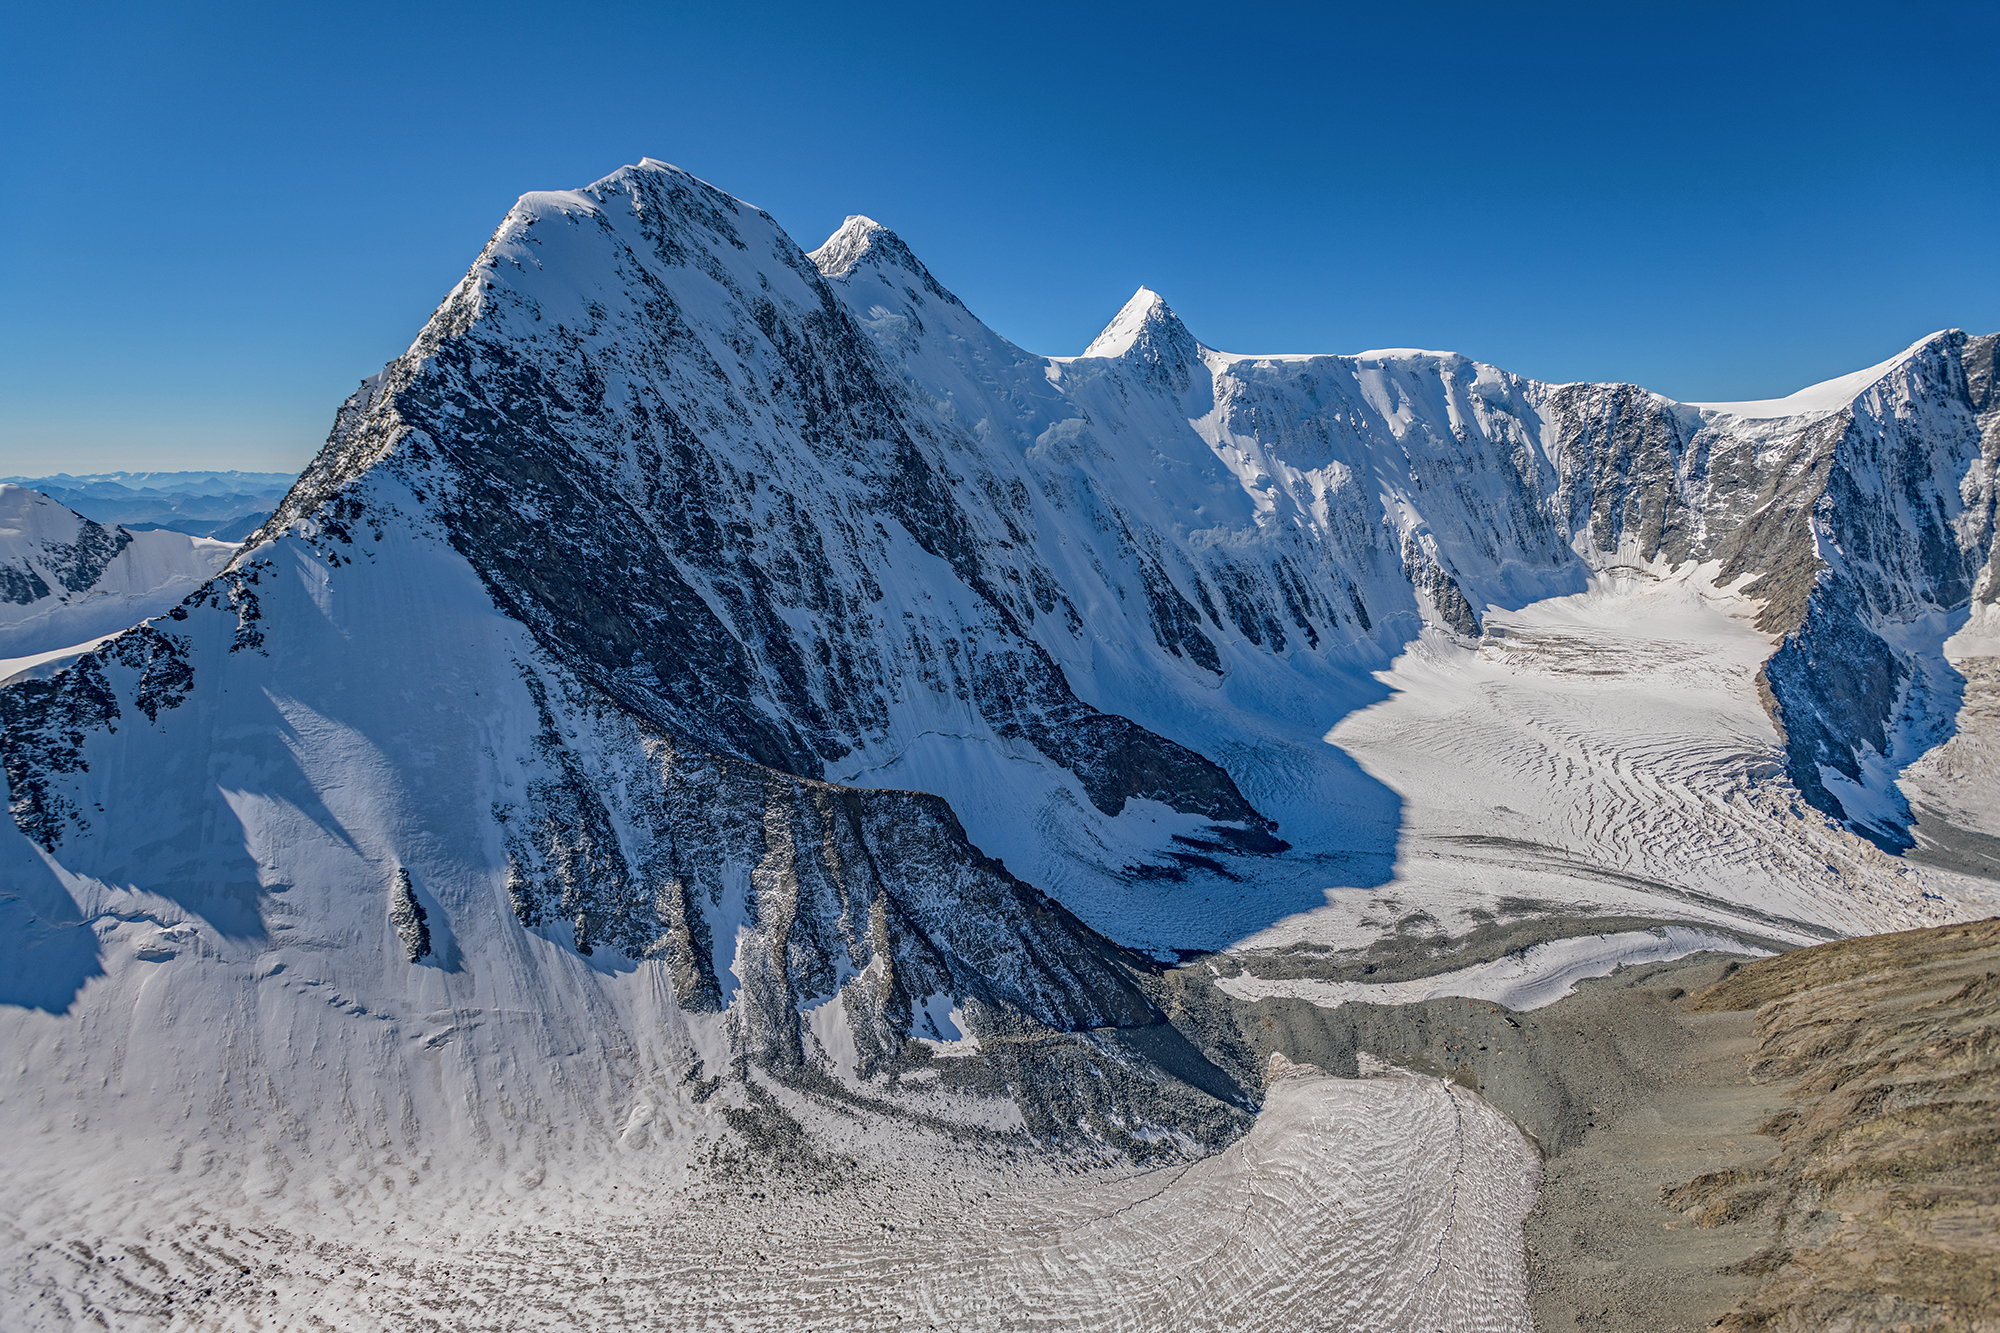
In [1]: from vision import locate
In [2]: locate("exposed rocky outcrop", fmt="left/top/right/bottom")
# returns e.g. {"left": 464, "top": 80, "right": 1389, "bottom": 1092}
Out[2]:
{"left": 1681, "top": 919, "right": 2000, "bottom": 1331}
{"left": 2, "top": 159, "right": 1993, "bottom": 1181}
{"left": 389, "top": 868, "right": 431, "bottom": 961}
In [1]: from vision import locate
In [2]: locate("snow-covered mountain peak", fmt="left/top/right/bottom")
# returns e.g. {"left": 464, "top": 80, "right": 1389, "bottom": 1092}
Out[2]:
{"left": 1083, "top": 286, "right": 1176, "bottom": 357}
{"left": 1079, "top": 286, "right": 1203, "bottom": 393}
{"left": 0, "top": 483, "right": 89, "bottom": 546}
{"left": 810, "top": 213, "right": 967, "bottom": 316}
{"left": 810, "top": 213, "right": 891, "bottom": 278}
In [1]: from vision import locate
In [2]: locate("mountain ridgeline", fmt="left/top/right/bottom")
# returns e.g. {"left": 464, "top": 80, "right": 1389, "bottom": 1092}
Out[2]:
{"left": 267, "top": 160, "right": 1995, "bottom": 852}
{"left": 1, "top": 161, "right": 1994, "bottom": 1168}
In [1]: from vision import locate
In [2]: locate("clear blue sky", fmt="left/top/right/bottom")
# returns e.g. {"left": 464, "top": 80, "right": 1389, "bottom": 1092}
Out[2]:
{"left": 4, "top": 0, "right": 1996, "bottom": 473}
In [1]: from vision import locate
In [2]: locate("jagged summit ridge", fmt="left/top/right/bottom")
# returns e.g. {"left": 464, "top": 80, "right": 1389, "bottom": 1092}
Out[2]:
{"left": 0, "top": 161, "right": 1994, "bottom": 1271}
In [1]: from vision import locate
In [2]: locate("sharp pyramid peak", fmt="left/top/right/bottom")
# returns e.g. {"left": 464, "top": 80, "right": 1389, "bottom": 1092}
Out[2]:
{"left": 809, "top": 215, "right": 895, "bottom": 278}
{"left": 810, "top": 215, "right": 965, "bottom": 308}
{"left": 1082, "top": 286, "right": 1197, "bottom": 362}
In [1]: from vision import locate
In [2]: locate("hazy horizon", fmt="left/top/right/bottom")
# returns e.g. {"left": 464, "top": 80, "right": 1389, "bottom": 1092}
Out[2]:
{"left": 5, "top": 0, "right": 1997, "bottom": 474}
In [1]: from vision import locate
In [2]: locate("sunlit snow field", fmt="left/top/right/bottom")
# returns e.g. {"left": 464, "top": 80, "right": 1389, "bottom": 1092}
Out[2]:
{"left": 4, "top": 161, "right": 1996, "bottom": 1332}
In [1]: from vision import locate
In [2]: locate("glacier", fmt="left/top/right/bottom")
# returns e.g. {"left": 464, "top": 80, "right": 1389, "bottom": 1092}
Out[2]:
{"left": 2, "top": 158, "right": 1995, "bottom": 1331}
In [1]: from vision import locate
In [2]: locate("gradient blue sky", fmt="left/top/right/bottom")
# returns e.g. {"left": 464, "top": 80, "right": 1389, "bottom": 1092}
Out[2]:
{"left": 4, "top": 0, "right": 1996, "bottom": 473}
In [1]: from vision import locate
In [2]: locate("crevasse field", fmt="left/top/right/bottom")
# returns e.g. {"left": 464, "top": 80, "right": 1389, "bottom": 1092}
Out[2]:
{"left": 3, "top": 161, "right": 1995, "bottom": 1331}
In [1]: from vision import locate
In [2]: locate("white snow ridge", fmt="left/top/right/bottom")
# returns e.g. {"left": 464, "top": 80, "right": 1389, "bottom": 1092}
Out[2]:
{"left": 0, "top": 484, "right": 235, "bottom": 674}
{"left": 2, "top": 159, "right": 1996, "bottom": 1331}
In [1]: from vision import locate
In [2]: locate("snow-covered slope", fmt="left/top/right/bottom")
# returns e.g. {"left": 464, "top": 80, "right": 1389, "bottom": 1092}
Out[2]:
{"left": 0, "top": 471, "right": 294, "bottom": 541}
{"left": 3, "top": 159, "right": 1996, "bottom": 1329}
{"left": 816, "top": 207, "right": 1997, "bottom": 860}
{"left": 0, "top": 484, "right": 236, "bottom": 669}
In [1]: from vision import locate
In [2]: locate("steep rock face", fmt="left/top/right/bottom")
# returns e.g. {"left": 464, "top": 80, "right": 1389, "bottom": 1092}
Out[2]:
{"left": 1528, "top": 338, "right": 1998, "bottom": 844}
{"left": 1755, "top": 335, "right": 1997, "bottom": 842}
{"left": 0, "top": 490, "right": 129, "bottom": 607}
{"left": 2, "top": 160, "right": 1995, "bottom": 1199}
{"left": 821, "top": 220, "right": 1579, "bottom": 678}
{"left": 10, "top": 164, "right": 1995, "bottom": 932}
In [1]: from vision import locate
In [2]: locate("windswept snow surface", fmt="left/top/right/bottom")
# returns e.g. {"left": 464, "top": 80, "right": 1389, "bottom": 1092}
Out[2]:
{"left": 1684, "top": 336, "right": 1931, "bottom": 419}
{"left": 1227, "top": 561, "right": 1995, "bottom": 960}
{"left": 0, "top": 484, "right": 236, "bottom": 659}
{"left": 5, "top": 1061, "right": 1538, "bottom": 1332}
{"left": 2, "top": 160, "right": 1997, "bottom": 1329}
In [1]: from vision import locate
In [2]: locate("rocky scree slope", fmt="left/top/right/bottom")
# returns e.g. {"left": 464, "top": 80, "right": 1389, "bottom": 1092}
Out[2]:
{"left": 1679, "top": 919, "right": 2000, "bottom": 1332}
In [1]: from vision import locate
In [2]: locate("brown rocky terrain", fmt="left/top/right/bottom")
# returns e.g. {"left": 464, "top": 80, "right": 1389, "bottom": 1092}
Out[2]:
{"left": 1522, "top": 919, "right": 2000, "bottom": 1332}
{"left": 1150, "top": 913, "right": 1999, "bottom": 1330}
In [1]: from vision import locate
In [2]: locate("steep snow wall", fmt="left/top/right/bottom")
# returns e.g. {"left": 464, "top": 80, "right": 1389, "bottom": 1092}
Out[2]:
{"left": 1, "top": 160, "right": 1993, "bottom": 1231}
{"left": 1538, "top": 336, "right": 1998, "bottom": 847}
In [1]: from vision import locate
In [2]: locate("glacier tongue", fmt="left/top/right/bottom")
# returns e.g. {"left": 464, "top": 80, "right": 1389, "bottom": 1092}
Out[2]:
{"left": 1, "top": 156, "right": 1997, "bottom": 1329}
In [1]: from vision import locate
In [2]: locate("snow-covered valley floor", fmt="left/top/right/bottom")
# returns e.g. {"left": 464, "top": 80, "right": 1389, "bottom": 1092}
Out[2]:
{"left": 6, "top": 1060, "right": 1536, "bottom": 1333}
{"left": 1231, "top": 563, "right": 1996, "bottom": 969}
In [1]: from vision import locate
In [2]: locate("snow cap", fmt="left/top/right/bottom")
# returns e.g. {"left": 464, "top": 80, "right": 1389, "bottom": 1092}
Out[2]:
{"left": 1082, "top": 288, "right": 1202, "bottom": 392}
{"left": 1686, "top": 329, "right": 1957, "bottom": 421}
{"left": 810, "top": 215, "right": 893, "bottom": 279}
{"left": 1084, "top": 287, "right": 1184, "bottom": 359}
{"left": 809, "top": 216, "right": 965, "bottom": 308}
{"left": 0, "top": 483, "right": 89, "bottom": 546}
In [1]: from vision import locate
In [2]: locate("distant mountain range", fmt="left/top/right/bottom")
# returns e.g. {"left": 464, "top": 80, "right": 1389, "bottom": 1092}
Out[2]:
{"left": 0, "top": 484, "right": 236, "bottom": 671}
{"left": 0, "top": 470, "right": 296, "bottom": 541}
{"left": 2, "top": 159, "right": 1994, "bottom": 1331}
